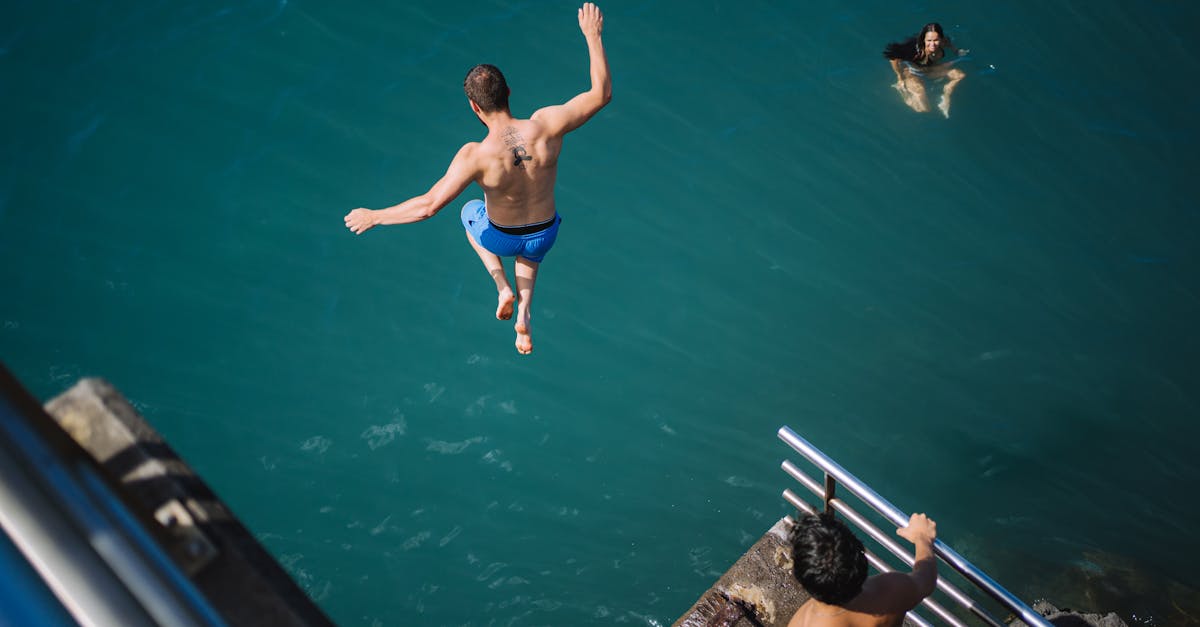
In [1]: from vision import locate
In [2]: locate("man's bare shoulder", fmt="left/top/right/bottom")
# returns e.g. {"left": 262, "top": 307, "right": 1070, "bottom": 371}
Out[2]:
{"left": 528, "top": 105, "right": 571, "bottom": 135}
{"left": 853, "top": 573, "right": 923, "bottom": 615}
{"left": 786, "top": 604, "right": 887, "bottom": 627}
{"left": 438, "top": 141, "right": 488, "bottom": 184}
{"left": 452, "top": 141, "right": 489, "bottom": 167}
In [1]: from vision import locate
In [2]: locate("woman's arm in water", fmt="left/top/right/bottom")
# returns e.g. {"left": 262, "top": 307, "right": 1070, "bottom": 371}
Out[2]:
{"left": 944, "top": 35, "right": 968, "bottom": 57}
{"left": 889, "top": 58, "right": 907, "bottom": 89}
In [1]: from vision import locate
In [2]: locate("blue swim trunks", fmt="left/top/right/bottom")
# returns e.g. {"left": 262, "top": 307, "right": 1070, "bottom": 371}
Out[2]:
{"left": 460, "top": 199, "right": 561, "bottom": 263}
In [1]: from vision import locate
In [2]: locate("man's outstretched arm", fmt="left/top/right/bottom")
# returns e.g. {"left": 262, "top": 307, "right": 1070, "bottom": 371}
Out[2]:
{"left": 532, "top": 3, "right": 611, "bottom": 135}
{"left": 898, "top": 513, "right": 938, "bottom": 601}
{"left": 344, "top": 144, "right": 478, "bottom": 235}
{"left": 857, "top": 513, "right": 938, "bottom": 617}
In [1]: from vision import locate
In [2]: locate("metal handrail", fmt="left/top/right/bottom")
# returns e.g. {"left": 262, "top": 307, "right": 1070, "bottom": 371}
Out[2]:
{"left": 778, "top": 426, "right": 1052, "bottom": 627}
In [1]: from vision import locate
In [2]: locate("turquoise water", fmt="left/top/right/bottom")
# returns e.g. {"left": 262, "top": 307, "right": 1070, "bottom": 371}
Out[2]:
{"left": 2, "top": 0, "right": 1199, "bottom": 624}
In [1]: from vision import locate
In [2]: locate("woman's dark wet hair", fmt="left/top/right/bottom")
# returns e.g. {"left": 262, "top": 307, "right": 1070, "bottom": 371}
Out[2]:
{"left": 883, "top": 22, "right": 946, "bottom": 61}
{"left": 790, "top": 513, "right": 869, "bottom": 606}
{"left": 463, "top": 64, "right": 510, "bottom": 113}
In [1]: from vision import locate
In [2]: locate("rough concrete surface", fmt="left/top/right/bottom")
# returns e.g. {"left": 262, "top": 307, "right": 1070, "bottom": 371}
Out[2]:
{"left": 674, "top": 518, "right": 808, "bottom": 627}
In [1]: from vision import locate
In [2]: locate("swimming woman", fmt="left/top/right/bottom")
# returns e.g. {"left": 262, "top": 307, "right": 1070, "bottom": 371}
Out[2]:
{"left": 883, "top": 23, "right": 965, "bottom": 118}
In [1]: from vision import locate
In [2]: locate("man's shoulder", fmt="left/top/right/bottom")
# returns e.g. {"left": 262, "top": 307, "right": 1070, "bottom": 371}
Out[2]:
{"left": 860, "top": 573, "right": 906, "bottom": 597}
{"left": 854, "top": 573, "right": 922, "bottom": 615}
{"left": 528, "top": 107, "right": 567, "bottom": 132}
{"left": 453, "top": 141, "right": 487, "bottom": 164}
{"left": 442, "top": 141, "right": 488, "bottom": 180}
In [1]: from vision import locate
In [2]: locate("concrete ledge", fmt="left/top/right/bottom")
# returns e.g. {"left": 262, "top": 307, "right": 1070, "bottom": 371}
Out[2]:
{"left": 673, "top": 518, "right": 808, "bottom": 627}
{"left": 44, "top": 378, "right": 334, "bottom": 627}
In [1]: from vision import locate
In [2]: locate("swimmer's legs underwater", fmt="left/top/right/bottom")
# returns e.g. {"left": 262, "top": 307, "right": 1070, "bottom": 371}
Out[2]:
{"left": 938, "top": 67, "right": 965, "bottom": 118}
{"left": 900, "top": 73, "right": 930, "bottom": 113}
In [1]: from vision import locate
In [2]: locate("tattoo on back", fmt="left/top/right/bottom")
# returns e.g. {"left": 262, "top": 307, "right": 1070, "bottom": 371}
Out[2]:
{"left": 502, "top": 126, "right": 533, "bottom": 168}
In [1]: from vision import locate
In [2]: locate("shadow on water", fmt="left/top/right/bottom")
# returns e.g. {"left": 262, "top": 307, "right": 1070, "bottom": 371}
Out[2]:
{"left": 1044, "top": 553, "right": 1200, "bottom": 626}
{"left": 917, "top": 401, "right": 1200, "bottom": 625}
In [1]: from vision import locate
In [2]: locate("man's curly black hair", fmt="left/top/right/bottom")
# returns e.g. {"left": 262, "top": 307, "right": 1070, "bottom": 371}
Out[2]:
{"left": 790, "top": 513, "right": 868, "bottom": 605}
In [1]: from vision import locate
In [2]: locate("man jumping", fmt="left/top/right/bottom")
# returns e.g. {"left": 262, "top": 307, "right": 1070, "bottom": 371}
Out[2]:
{"left": 344, "top": 3, "right": 611, "bottom": 355}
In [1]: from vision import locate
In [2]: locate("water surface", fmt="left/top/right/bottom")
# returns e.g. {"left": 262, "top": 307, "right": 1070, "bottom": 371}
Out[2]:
{"left": 2, "top": 0, "right": 1198, "bottom": 624}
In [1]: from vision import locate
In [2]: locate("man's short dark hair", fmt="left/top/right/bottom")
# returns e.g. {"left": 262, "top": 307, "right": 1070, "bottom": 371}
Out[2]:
{"left": 791, "top": 513, "right": 868, "bottom": 605}
{"left": 463, "top": 64, "right": 509, "bottom": 112}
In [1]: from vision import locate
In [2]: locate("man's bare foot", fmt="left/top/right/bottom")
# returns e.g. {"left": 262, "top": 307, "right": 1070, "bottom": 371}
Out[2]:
{"left": 514, "top": 309, "right": 532, "bottom": 355}
{"left": 938, "top": 95, "right": 950, "bottom": 118}
{"left": 496, "top": 288, "right": 514, "bottom": 320}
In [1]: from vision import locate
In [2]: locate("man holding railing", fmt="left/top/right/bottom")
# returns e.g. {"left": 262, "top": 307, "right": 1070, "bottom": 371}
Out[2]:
{"left": 788, "top": 513, "right": 938, "bottom": 626}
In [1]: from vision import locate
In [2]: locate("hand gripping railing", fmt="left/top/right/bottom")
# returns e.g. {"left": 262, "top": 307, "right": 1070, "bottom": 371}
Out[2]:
{"left": 778, "top": 426, "right": 1052, "bottom": 627}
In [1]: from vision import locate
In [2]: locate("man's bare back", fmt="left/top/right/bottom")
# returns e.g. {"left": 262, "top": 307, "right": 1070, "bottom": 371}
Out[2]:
{"left": 343, "top": 3, "right": 610, "bottom": 354}
{"left": 468, "top": 118, "right": 562, "bottom": 226}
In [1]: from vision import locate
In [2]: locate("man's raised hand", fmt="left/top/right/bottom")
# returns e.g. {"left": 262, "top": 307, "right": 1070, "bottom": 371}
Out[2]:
{"left": 578, "top": 2, "right": 603, "bottom": 39}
